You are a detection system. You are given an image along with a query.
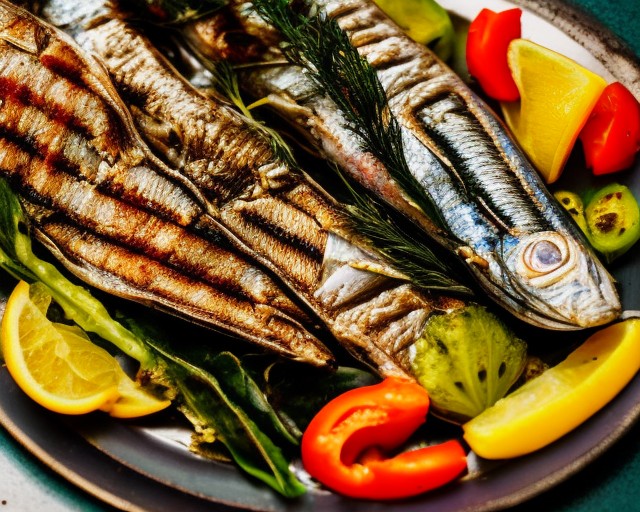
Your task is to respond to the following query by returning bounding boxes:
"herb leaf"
[340,174,473,295]
[206,60,297,167]
[251,0,447,228]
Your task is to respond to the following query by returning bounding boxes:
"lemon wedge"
[501,39,607,183]
[463,319,640,459]
[1,281,170,417]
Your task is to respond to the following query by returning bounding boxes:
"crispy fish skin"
[182,0,621,330]
[31,0,472,378]
[0,0,335,367]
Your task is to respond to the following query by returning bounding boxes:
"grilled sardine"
[0,0,336,366]
[7,0,475,380]
[181,0,622,330]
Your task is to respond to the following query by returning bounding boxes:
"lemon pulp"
[1,281,170,417]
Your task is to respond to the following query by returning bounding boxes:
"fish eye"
[522,238,567,275]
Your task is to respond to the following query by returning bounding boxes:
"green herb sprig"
[340,173,473,295]
[206,59,297,167]
[250,0,447,227]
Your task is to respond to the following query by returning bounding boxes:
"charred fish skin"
[184,0,621,330]
[32,0,473,378]
[0,0,336,367]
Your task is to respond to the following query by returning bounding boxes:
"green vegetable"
[411,304,527,423]
[0,178,305,497]
[554,190,589,234]
[584,183,640,263]
[373,0,455,61]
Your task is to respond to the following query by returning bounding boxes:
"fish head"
[498,231,621,329]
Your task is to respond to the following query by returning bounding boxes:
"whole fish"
[180,0,622,330]
[0,0,338,366]
[10,0,473,380]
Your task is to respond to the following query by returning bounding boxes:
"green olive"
[585,183,640,263]
[554,190,589,235]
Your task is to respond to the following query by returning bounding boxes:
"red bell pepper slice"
[300,377,467,500]
[579,82,640,175]
[466,8,522,102]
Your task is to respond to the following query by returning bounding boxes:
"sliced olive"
[554,190,589,234]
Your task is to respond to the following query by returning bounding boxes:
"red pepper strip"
[301,377,467,500]
[579,82,640,175]
[466,8,522,102]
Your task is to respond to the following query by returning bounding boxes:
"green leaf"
[263,363,380,432]
[122,315,306,497]
[151,345,306,497]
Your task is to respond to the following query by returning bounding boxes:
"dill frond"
[206,60,297,167]
[251,0,447,228]
[338,172,473,296]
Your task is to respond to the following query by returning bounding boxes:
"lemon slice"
[109,377,171,419]
[501,39,607,184]
[1,281,170,417]
[463,319,640,459]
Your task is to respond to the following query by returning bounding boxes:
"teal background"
[0,1,639,511]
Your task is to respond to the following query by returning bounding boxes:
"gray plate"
[1,0,640,511]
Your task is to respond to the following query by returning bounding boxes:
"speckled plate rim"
[1,1,640,511]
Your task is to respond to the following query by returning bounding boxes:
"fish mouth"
[482,232,622,330]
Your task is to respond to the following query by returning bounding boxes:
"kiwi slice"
[584,183,640,263]
[411,305,527,424]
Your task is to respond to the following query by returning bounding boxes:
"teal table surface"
[1,1,640,511]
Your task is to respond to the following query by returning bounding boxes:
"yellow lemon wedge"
[109,376,171,419]
[1,281,170,417]
[501,39,607,184]
[463,319,640,459]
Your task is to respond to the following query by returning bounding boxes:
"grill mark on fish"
[34,219,328,361]
[0,45,115,145]
[3,136,333,363]
[0,138,291,310]
[77,18,340,292]
[0,1,339,366]
[82,20,267,203]
[0,81,205,227]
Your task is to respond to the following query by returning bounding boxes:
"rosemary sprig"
[250,0,446,228]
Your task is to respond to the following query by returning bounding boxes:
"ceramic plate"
[1,0,640,510]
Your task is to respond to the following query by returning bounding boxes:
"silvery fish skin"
[22,0,467,379]
[183,0,622,330]
[0,0,338,366]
